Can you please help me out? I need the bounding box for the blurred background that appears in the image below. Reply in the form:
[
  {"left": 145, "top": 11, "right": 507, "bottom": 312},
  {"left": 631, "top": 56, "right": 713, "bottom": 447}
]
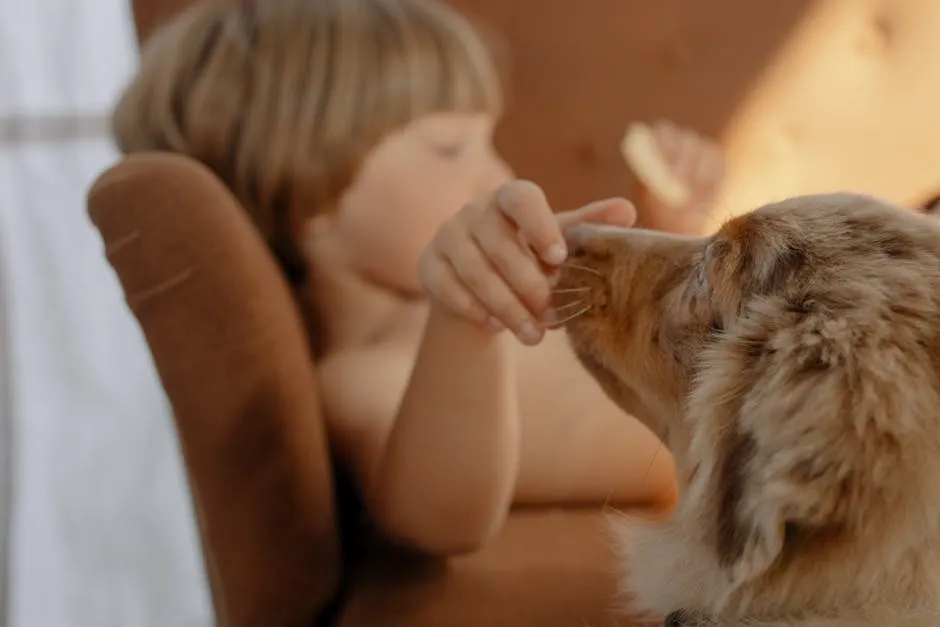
[
  {"left": 3, "top": 0, "right": 940, "bottom": 626},
  {"left": 447, "top": 0, "right": 940, "bottom": 223}
]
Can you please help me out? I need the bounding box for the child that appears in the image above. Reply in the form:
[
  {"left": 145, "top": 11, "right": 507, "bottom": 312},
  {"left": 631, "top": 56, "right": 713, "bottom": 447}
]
[{"left": 112, "top": 0, "right": 724, "bottom": 554}]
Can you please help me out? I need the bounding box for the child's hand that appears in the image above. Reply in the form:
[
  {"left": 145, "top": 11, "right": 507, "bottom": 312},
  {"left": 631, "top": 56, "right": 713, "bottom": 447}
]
[
  {"left": 418, "top": 180, "right": 636, "bottom": 346},
  {"left": 634, "top": 120, "right": 725, "bottom": 235}
]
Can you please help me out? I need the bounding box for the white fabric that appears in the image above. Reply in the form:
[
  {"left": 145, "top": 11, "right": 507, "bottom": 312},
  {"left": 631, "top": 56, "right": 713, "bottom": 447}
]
[{"left": 0, "top": 1, "right": 214, "bottom": 626}]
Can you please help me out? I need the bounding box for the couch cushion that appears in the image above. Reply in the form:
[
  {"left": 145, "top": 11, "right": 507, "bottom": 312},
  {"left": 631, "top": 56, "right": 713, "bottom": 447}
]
[
  {"left": 88, "top": 153, "right": 341, "bottom": 627},
  {"left": 340, "top": 507, "right": 646, "bottom": 627}
]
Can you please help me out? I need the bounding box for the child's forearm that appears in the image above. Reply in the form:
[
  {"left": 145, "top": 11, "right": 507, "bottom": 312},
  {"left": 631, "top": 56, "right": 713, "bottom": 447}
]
[{"left": 369, "top": 303, "right": 520, "bottom": 555}]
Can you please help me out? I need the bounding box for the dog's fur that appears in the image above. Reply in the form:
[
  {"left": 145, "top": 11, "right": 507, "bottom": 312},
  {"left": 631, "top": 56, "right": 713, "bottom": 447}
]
[{"left": 554, "top": 193, "right": 940, "bottom": 626}]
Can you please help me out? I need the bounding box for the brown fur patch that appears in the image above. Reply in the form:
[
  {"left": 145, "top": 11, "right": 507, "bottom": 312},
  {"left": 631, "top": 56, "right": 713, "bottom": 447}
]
[{"left": 716, "top": 430, "right": 757, "bottom": 567}]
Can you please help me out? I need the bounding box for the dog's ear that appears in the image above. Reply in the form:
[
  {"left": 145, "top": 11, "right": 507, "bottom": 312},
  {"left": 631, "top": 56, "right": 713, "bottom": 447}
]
[
  {"left": 704, "top": 421, "right": 795, "bottom": 591},
  {"left": 687, "top": 322, "right": 905, "bottom": 595}
]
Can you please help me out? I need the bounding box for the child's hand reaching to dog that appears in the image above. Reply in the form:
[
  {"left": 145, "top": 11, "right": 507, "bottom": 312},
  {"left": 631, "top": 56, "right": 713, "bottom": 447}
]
[
  {"left": 419, "top": 122, "right": 721, "bottom": 346},
  {"left": 418, "top": 180, "right": 635, "bottom": 346}
]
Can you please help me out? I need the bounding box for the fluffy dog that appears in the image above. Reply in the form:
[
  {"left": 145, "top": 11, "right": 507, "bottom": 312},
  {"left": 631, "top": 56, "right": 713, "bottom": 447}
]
[{"left": 553, "top": 193, "right": 940, "bottom": 626}]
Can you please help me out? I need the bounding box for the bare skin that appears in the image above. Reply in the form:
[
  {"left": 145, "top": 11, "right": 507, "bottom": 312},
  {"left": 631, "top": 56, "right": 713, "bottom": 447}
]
[
  {"left": 313, "top": 201, "right": 678, "bottom": 554},
  {"left": 311, "top": 113, "right": 722, "bottom": 554},
  {"left": 317, "top": 256, "right": 676, "bottom": 498}
]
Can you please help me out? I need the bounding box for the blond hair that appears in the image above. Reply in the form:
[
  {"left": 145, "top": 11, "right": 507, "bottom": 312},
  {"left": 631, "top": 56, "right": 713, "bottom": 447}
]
[{"left": 113, "top": 0, "right": 503, "bottom": 355}]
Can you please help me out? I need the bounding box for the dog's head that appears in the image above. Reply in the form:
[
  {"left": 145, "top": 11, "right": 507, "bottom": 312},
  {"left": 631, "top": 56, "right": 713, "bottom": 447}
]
[{"left": 555, "top": 193, "right": 940, "bottom": 614}]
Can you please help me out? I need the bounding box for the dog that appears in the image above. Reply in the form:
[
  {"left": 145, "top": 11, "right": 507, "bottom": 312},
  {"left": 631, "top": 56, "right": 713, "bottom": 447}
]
[
  {"left": 918, "top": 193, "right": 940, "bottom": 217},
  {"left": 553, "top": 193, "right": 940, "bottom": 626}
]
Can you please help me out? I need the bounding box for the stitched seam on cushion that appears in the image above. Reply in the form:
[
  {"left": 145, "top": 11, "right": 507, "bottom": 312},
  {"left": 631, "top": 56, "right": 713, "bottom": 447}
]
[{"left": 126, "top": 268, "right": 196, "bottom": 310}]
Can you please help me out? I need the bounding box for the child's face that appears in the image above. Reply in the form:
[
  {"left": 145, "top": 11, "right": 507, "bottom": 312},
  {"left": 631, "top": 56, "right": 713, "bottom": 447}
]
[{"left": 326, "top": 111, "right": 512, "bottom": 293}]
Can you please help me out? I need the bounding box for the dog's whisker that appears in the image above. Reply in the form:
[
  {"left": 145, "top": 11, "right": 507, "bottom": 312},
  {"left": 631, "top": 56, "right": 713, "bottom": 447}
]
[
  {"left": 644, "top": 443, "right": 665, "bottom": 483},
  {"left": 541, "top": 301, "right": 587, "bottom": 330},
  {"left": 553, "top": 299, "right": 584, "bottom": 312},
  {"left": 550, "top": 304, "right": 592, "bottom": 328},
  {"left": 552, "top": 286, "right": 591, "bottom": 294},
  {"left": 562, "top": 262, "right": 604, "bottom": 277}
]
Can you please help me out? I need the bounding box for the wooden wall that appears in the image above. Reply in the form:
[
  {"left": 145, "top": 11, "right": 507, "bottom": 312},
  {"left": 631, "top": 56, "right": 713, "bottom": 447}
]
[
  {"left": 134, "top": 0, "right": 940, "bottom": 225},
  {"left": 448, "top": 0, "right": 940, "bottom": 225}
]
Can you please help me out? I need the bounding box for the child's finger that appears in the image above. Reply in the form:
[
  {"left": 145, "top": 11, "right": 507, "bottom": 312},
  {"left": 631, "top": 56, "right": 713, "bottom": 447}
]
[
  {"left": 418, "top": 250, "right": 492, "bottom": 328},
  {"left": 673, "top": 130, "right": 700, "bottom": 183},
  {"left": 495, "top": 180, "right": 567, "bottom": 266},
  {"left": 443, "top": 233, "right": 544, "bottom": 345},
  {"left": 652, "top": 119, "right": 682, "bottom": 166},
  {"left": 472, "top": 209, "right": 552, "bottom": 317},
  {"left": 692, "top": 151, "right": 712, "bottom": 186},
  {"left": 693, "top": 149, "right": 723, "bottom": 194}
]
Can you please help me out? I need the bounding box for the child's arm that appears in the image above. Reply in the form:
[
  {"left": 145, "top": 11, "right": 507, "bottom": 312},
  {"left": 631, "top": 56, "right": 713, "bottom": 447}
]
[
  {"left": 321, "top": 184, "right": 639, "bottom": 556},
  {"left": 376, "top": 306, "right": 519, "bottom": 553},
  {"left": 319, "top": 316, "right": 516, "bottom": 556}
]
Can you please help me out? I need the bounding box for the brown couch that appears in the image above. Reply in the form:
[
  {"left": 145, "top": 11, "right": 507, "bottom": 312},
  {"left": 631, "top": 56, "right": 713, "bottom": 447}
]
[
  {"left": 88, "top": 151, "right": 634, "bottom": 627},
  {"left": 92, "top": 1, "right": 940, "bottom": 626}
]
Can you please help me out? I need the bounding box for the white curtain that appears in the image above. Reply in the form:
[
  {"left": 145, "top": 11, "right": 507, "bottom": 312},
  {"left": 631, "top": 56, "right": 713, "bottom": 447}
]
[{"left": 0, "top": 1, "right": 214, "bottom": 625}]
